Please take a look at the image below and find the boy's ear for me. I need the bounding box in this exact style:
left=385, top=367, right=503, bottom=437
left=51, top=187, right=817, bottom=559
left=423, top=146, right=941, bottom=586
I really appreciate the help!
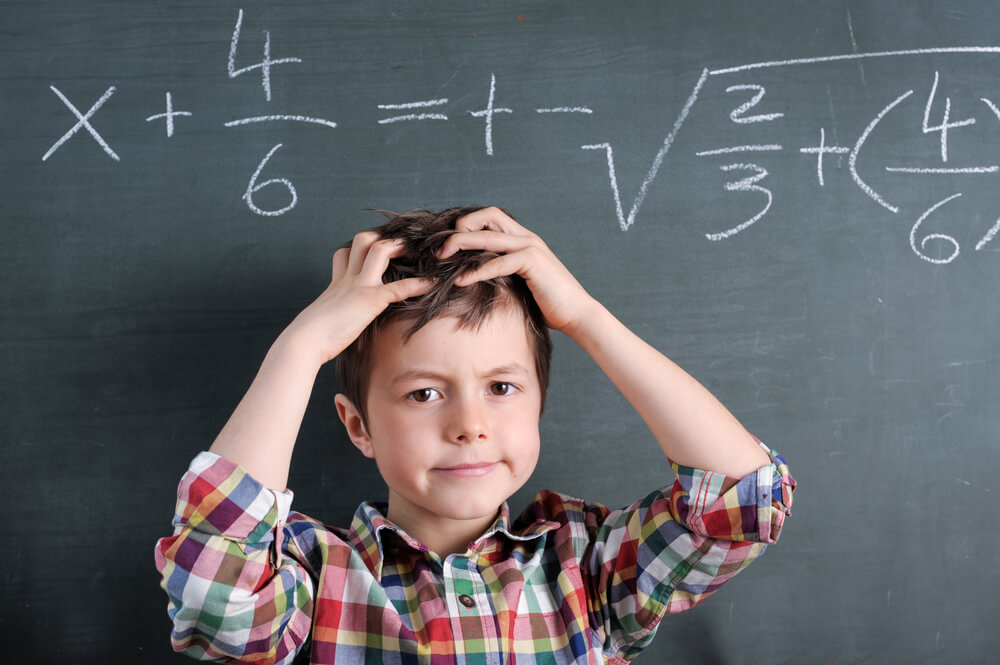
left=335, top=394, right=374, bottom=458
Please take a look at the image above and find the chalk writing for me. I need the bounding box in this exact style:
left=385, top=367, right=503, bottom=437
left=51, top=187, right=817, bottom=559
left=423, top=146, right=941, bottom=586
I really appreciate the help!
left=578, top=46, right=1000, bottom=263
left=910, top=193, right=962, bottom=264
left=624, top=47, right=1000, bottom=265
left=37, top=8, right=1000, bottom=262
left=228, top=8, right=302, bottom=102
left=706, top=163, right=772, bottom=241
left=799, top=129, right=850, bottom=186
left=922, top=71, right=976, bottom=163
left=224, top=115, right=338, bottom=129
left=726, top=84, right=784, bottom=123
left=244, top=144, right=297, bottom=217
left=378, top=99, right=449, bottom=124
left=469, top=73, right=512, bottom=157
left=535, top=107, right=593, bottom=114
left=43, top=85, right=118, bottom=162
left=707, top=47, right=1000, bottom=75
left=982, top=97, right=1000, bottom=121
left=695, top=145, right=783, bottom=156
left=975, top=216, right=1000, bottom=251
left=886, top=166, right=998, bottom=174
left=582, top=68, right=710, bottom=232
left=146, top=92, right=192, bottom=138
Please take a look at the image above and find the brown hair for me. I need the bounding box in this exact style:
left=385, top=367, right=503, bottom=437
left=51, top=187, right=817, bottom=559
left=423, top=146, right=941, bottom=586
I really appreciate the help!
left=335, top=206, right=552, bottom=427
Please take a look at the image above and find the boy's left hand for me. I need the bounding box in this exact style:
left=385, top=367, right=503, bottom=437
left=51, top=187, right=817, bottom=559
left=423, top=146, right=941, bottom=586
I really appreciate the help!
left=437, top=207, right=596, bottom=336
left=439, top=208, right=770, bottom=477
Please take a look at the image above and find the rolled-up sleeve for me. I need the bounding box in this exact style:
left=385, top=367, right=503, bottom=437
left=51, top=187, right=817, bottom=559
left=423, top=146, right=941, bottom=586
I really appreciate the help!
left=587, top=441, right=796, bottom=662
left=670, top=440, right=795, bottom=545
left=154, top=452, right=314, bottom=664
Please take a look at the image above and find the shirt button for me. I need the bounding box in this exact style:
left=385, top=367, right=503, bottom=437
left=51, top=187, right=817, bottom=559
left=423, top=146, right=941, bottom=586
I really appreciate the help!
left=458, top=594, right=476, bottom=609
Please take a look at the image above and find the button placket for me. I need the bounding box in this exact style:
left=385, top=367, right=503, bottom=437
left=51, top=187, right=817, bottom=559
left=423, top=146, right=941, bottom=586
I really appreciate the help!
left=447, top=556, right=480, bottom=615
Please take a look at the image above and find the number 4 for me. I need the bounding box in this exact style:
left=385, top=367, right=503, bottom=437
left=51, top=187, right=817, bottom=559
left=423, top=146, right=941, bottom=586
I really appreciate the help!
left=228, top=9, right=302, bottom=102
left=922, top=71, right=975, bottom=163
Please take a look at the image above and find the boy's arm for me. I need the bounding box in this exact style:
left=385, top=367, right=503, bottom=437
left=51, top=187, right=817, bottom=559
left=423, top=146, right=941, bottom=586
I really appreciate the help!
left=439, top=208, right=769, bottom=477
left=210, top=233, right=433, bottom=490
left=155, top=452, right=314, bottom=664
left=559, top=298, right=770, bottom=476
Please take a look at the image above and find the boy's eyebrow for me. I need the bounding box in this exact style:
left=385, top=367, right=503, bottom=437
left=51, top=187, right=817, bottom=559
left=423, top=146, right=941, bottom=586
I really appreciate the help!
left=389, top=363, right=532, bottom=384
left=481, top=363, right=533, bottom=380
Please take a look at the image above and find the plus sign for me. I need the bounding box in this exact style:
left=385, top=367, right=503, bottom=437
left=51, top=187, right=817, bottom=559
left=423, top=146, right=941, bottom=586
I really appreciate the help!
left=145, top=92, right=192, bottom=137
left=799, top=128, right=849, bottom=186
left=469, top=73, right=512, bottom=156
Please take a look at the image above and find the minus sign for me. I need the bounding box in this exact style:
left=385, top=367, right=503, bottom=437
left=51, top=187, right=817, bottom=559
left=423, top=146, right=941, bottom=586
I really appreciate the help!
left=885, top=166, right=999, bottom=174
left=224, top=115, right=338, bottom=129
left=378, top=99, right=448, bottom=110
left=696, top=144, right=784, bottom=156
left=377, top=113, right=449, bottom=124
left=535, top=107, right=593, bottom=114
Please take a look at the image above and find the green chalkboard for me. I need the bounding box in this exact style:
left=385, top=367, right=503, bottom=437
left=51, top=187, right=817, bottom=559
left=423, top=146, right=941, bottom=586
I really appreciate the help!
left=4, top=1, right=999, bottom=662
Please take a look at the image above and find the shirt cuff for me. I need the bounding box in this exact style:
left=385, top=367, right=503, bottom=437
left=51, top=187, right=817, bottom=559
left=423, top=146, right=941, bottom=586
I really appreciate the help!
left=670, top=441, right=796, bottom=544
left=748, top=442, right=795, bottom=543
left=171, top=451, right=294, bottom=544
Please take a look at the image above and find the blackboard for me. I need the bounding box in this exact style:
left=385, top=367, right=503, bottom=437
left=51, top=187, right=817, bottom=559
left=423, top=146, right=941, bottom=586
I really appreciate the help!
left=4, top=1, right=999, bottom=662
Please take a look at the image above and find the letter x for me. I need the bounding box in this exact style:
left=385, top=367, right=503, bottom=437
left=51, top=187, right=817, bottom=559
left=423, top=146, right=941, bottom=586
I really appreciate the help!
left=42, top=85, right=120, bottom=162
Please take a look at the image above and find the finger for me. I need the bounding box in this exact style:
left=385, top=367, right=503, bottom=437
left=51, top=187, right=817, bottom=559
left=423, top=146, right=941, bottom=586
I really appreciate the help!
left=331, top=247, right=350, bottom=281
left=438, top=228, right=538, bottom=259
left=454, top=206, right=522, bottom=234
left=382, top=276, right=435, bottom=303
left=359, top=237, right=407, bottom=283
left=346, top=231, right=380, bottom=274
left=454, top=251, right=528, bottom=286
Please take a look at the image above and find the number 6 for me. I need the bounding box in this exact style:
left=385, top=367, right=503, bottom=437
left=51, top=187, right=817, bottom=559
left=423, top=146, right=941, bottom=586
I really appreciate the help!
left=244, top=143, right=297, bottom=217
left=910, top=192, right=961, bottom=264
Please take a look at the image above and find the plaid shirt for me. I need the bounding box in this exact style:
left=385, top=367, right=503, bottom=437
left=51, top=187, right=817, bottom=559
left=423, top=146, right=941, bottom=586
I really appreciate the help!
left=155, top=444, right=794, bottom=664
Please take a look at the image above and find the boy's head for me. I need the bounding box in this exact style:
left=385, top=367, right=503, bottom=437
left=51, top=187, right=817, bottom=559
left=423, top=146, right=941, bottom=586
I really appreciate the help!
left=335, top=206, right=553, bottom=430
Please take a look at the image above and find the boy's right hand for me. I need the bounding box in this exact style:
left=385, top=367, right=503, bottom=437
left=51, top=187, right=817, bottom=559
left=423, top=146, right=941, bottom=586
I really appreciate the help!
left=209, top=232, right=430, bottom=490
left=285, top=232, right=434, bottom=367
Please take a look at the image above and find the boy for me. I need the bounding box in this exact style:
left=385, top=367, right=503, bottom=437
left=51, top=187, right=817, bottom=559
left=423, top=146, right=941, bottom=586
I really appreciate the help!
left=155, top=206, right=795, bottom=664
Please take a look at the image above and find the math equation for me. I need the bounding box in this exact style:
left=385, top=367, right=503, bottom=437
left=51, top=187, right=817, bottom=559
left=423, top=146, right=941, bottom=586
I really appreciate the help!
left=40, top=9, right=1000, bottom=265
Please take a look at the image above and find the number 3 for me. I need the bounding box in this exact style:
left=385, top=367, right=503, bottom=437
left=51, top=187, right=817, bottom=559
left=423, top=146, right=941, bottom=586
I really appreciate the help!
left=706, top=162, right=773, bottom=241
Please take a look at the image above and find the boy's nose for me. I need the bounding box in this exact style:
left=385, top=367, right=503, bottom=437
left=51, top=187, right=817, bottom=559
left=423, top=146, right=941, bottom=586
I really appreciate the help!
left=446, top=398, right=490, bottom=443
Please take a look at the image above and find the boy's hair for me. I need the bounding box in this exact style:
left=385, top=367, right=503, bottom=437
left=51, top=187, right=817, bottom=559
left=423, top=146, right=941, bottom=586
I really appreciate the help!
left=335, top=206, right=553, bottom=428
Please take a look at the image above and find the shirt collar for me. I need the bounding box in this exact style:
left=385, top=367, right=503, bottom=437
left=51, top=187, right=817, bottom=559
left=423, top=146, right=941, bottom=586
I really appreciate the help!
left=348, top=500, right=560, bottom=579
left=483, top=502, right=561, bottom=543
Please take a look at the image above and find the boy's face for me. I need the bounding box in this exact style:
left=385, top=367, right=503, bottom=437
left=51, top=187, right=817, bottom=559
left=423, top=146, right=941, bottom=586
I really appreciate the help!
left=339, top=307, right=542, bottom=543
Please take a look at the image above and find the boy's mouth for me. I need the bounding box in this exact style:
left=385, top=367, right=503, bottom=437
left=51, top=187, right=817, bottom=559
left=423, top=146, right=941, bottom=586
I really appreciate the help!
left=433, top=461, right=500, bottom=477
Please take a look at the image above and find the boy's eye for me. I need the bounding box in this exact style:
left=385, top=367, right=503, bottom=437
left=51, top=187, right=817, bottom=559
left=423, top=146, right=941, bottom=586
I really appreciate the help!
left=489, top=382, right=517, bottom=396
left=407, top=388, right=441, bottom=403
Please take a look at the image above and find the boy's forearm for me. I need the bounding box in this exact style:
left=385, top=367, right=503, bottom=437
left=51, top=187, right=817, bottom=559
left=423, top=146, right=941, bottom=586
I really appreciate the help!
left=209, top=327, right=323, bottom=490
left=565, top=298, right=770, bottom=478
left=205, top=236, right=433, bottom=491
